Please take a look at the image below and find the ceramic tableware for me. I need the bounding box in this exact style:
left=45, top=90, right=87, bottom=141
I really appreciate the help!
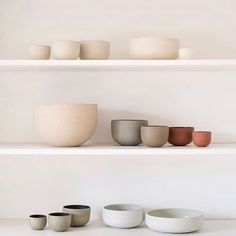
left=111, top=119, right=148, bottom=146
left=168, top=127, right=194, bottom=146
left=48, top=212, right=71, bottom=232
left=141, top=125, right=169, bottom=147
left=29, top=214, right=47, bottom=230
left=80, top=40, right=110, bottom=59
left=28, top=44, right=51, bottom=60
left=179, top=48, right=195, bottom=59
left=52, top=41, right=80, bottom=59
left=103, top=204, right=144, bottom=229
left=146, top=208, right=204, bottom=233
left=129, top=37, right=179, bottom=59
left=34, top=104, right=97, bottom=147
left=63, top=205, right=91, bottom=227
left=192, top=131, right=211, bottom=147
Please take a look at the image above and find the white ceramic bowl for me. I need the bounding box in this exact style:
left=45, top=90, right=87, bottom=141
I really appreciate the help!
left=34, top=104, right=97, bottom=147
left=103, top=204, right=144, bottom=228
left=28, top=44, right=51, bottom=60
left=129, top=37, right=179, bottom=59
left=80, top=40, right=110, bottom=59
left=146, top=208, right=204, bottom=233
left=52, top=41, right=80, bottom=60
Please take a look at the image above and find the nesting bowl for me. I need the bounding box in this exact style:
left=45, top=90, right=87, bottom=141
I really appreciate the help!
left=129, top=37, right=179, bottom=59
left=192, top=131, right=211, bottom=147
left=29, top=214, right=47, bottom=230
left=103, top=204, right=144, bottom=229
left=48, top=212, right=71, bottom=232
left=111, top=119, right=148, bottom=146
left=52, top=41, right=80, bottom=59
left=168, top=127, right=194, bottom=146
left=80, top=40, right=110, bottom=59
left=34, top=104, right=97, bottom=147
left=146, top=208, right=204, bottom=233
left=28, top=44, right=51, bottom=60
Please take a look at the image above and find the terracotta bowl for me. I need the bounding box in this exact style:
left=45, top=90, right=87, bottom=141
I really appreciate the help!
left=192, top=131, right=211, bottom=147
left=168, top=127, right=194, bottom=146
left=34, top=104, right=97, bottom=147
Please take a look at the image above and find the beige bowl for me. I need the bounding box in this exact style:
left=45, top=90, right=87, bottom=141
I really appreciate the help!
left=80, top=40, right=110, bottom=59
left=34, top=104, right=97, bottom=147
left=52, top=41, right=80, bottom=60
left=141, top=126, right=169, bottom=147
left=28, top=44, right=51, bottom=60
left=129, top=37, right=179, bottom=59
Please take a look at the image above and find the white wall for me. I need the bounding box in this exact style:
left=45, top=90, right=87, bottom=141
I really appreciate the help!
left=1, top=0, right=236, bottom=220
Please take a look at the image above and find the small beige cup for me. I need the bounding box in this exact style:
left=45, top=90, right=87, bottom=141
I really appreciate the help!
left=28, top=45, right=51, bottom=60
left=48, top=212, right=71, bottom=232
left=80, top=40, right=110, bottom=59
left=29, top=214, right=47, bottom=230
left=141, top=126, right=169, bottom=147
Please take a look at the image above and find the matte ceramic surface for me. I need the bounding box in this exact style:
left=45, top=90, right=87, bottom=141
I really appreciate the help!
left=168, top=127, right=194, bottom=146
left=48, top=212, right=71, bottom=232
left=111, top=119, right=148, bottom=146
left=141, top=126, right=169, bottom=147
left=52, top=41, right=80, bottom=60
left=146, top=208, right=204, bottom=233
left=28, top=45, right=51, bottom=60
left=29, top=214, right=47, bottom=230
left=129, top=37, right=179, bottom=59
left=35, top=104, right=97, bottom=147
left=179, top=48, right=195, bottom=59
left=80, top=40, right=110, bottom=59
left=63, top=205, right=91, bottom=227
left=192, top=131, right=212, bottom=147
left=103, top=204, right=144, bottom=229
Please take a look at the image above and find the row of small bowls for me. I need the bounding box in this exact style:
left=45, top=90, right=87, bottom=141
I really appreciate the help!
left=28, top=37, right=194, bottom=60
left=111, top=119, right=212, bottom=147
left=30, top=204, right=204, bottom=234
left=29, top=205, right=90, bottom=232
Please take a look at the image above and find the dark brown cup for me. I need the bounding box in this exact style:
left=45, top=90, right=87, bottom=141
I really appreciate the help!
left=168, top=127, right=194, bottom=146
left=192, top=131, right=211, bottom=147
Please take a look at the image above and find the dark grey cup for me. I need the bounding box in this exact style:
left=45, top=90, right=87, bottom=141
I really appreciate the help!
left=111, top=119, right=148, bottom=146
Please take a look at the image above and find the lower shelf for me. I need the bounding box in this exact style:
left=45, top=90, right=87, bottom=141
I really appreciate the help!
left=0, top=219, right=236, bottom=235
left=0, top=143, right=235, bottom=156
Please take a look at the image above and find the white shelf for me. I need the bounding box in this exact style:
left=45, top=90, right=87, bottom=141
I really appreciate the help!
left=0, top=59, right=236, bottom=71
left=1, top=219, right=236, bottom=236
left=0, top=143, right=236, bottom=156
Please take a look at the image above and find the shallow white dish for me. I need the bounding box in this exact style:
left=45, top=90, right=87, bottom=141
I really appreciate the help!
left=103, top=204, right=144, bottom=229
left=146, top=208, right=204, bottom=233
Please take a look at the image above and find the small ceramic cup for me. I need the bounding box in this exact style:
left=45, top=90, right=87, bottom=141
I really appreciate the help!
left=141, top=126, right=169, bottom=147
left=29, top=214, right=47, bottom=230
left=111, top=119, right=148, bottom=146
left=192, top=131, right=211, bottom=147
left=48, top=212, right=71, bottom=232
left=28, top=45, right=51, bottom=60
left=80, top=40, right=110, bottom=59
left=179, top=48, right=195, bottom=59
left=52, top=41, right=80, bottom=60
left=168, top=127, right=194, bottom=146
left=63, top=205, right=91, bottom=227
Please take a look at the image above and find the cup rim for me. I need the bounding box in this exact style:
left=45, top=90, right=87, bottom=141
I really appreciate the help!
left=193, top=131, right=211, bottom=134
left=142, top=125, right=168, bottom=128
left=49, top=212, right=70, bottom=217
left=30, top=214, right=46, bottom=218
left=63, top=205, right=90, bottom=209
left=170, top=127, right=194, bottom=129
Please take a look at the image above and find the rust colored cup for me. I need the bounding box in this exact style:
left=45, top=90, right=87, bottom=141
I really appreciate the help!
left=168, top=127, right=194, bottom=146
left=192, top=131, right=211, bottom=147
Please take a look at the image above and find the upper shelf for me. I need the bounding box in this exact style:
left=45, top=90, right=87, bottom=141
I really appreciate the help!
left=0, top=59, right=236, bottom=71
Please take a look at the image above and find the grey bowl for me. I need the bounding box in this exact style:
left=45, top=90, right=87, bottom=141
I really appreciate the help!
left=48, top=212, right=71, bottom=232
left=29, top=214, right=47, bottom=230
left=63, top=205, right=91, bottom=227
left=111, top=119, right=148, bottom=146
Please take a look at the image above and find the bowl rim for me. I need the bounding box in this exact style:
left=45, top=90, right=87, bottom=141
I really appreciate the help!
left=29, top=214, right=46, bottom=218
left=146, top=208, right=204, bottom=219
left=49, top=212, right=71, bottom=217
left=112, top=119, right=148, bottom=122
left=193, top=131, right=211, bottom=134
left=141, top=125, right=169, bottom=128
left=170, top=127, right=194, bottom=129
left=80, top=40, right=110, bottom=44
left=104, top=204, right=143, bottom=212
left=63, top=205, right=90, bottom=210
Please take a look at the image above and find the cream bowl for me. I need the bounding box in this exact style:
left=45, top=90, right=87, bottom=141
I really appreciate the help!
left=129, top=37, right=179, bottom=59
left=52, top=41, right=80, bottom=60
left=80, top=40, right=110, bottom=59
left=103, top=204, right=144, bottom=229
left=146, top=208, right=204, bottom=233
left=34, top=104, right=97, bottom=147
left=28, top=44, right=51, bottom=60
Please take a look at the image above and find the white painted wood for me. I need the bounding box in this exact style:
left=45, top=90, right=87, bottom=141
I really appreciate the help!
left=0, top=60, right=236, bottom=71
left=0, top=143, right=235, bottom=156
left=0, top=220, right=236, bottom=236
